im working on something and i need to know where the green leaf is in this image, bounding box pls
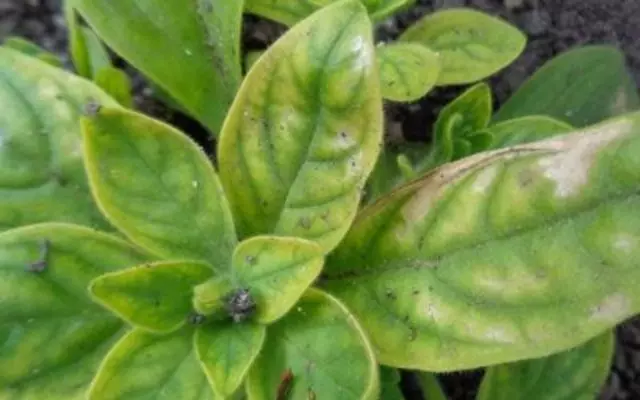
[477,331,615,400]
[417,373,446,400]
[82,108,236,264]
[376,42,440,102]
[94,67,133,108]
[245,0,412,25]
[323,112,640,371]
[2,37,63,67]
[244,50,264,73]
[421,82,492,169]
[232,236,324,323]
[195,322,266,397]
[311,0,414,21]
[494,46,640,128]
[482,116,573,150]
[75,0,243,134]
[0,223,151,398]
[65,2,112,79]
[0,48,118,232]
[218,0,382,254]
[89,261,213,333]
[399,8,526,85]
[88,327,214,400]
[246,289,379,399]
[379,367,404,400]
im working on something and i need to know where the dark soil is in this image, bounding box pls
[2,0,640,399]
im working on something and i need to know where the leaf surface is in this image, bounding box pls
[323,112,640,370]
[89,328,214,400]
[195,322,266,397]
[399,8,525,85]
[90,261,213,333]
[218,0,382,254]
[82,108,236,264]
[376,43,440,102]
[0,48,117,231]
[0,223,151,398]
[494,46,640,128]
[246,289,379,400]
[75,0,243,134]
[477,331,615,400]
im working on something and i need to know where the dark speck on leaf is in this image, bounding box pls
[225,288,256,323]
[412,289,420,295]
[26,239,50,273]
[385,288,396,300]
[188,312,206,325]
[299,217,311,230]
[83,99,101,116]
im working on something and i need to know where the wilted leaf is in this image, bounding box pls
[323,112,640,371]
[218,0,382,254]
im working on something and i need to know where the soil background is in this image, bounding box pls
[1,0,640,399]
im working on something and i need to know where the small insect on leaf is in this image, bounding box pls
[187,312,206,326]
[83,98,102,116]
[276,368,294,400]
[225,288,257,323]
[26,239,50,273]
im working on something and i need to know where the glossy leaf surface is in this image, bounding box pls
[494,46,640,128]
[246,289,379,400]
[0,48,117,231]
[75,0,243,134]
[376,42,440,102]
[478,331,614,400]
[218,0,382,254]
[82,108,236,264]
[89,328,213,400]
[400,8,526,85]
[232,236,324,323]
[195,322,266,397]
[0,223,151,398]
[90,261,212,333]
[324,112,640,371]
[482,116,573,150]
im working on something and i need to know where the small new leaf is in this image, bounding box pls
[400,8,526,85]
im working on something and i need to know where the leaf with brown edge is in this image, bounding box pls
[323,111,640,371]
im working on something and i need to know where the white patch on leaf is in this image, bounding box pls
[590,293,631,322]
[537,119,632,198]
[613,233,635,254]
[471,164,499,193]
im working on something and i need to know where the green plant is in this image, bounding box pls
[1,0,640,399]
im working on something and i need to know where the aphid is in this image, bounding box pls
[225,288,256,323]
[276,368,294,400]
[26,239,50,273]
[187,312,206,326]
[83,99,101,116]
